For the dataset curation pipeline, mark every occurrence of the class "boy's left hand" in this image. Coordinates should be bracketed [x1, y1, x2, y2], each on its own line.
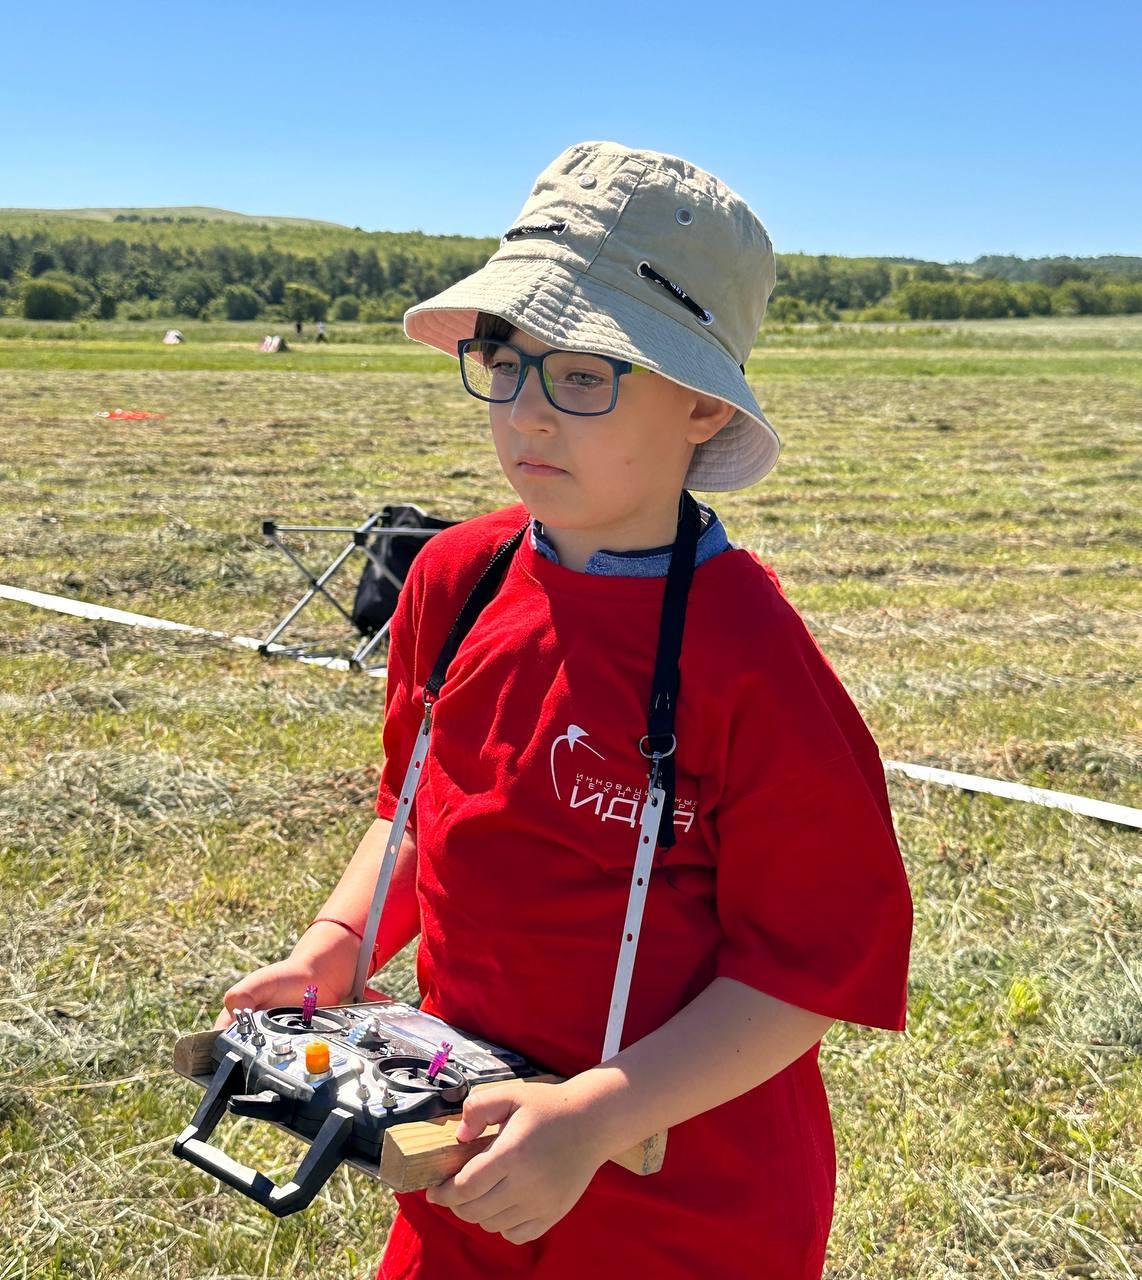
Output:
[424, 1079, 608, 1245]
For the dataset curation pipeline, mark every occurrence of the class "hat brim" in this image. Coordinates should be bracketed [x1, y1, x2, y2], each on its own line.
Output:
[404, 256, 780, 491]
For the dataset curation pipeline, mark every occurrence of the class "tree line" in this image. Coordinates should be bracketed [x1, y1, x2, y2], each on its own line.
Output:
[1, 216, 1139, 325]
[0, 225, 494, 324]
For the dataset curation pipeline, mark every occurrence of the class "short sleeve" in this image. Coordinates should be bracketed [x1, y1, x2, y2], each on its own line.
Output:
[371, 505, 529, 823]
[374, 558, 425, 824]
[712, 606, 912, 1031]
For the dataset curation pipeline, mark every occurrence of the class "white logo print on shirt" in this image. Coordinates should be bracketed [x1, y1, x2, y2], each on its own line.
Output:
[549, 724, 696, 833]
[549, 724, 604, 800]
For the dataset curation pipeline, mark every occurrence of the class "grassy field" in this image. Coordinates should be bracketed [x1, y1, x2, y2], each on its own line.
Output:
[0, 316, 1139, 1279]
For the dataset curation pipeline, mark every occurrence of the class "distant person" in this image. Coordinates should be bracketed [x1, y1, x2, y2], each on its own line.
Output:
[295, 319, 303, 337]
[316, 319, 328, 343]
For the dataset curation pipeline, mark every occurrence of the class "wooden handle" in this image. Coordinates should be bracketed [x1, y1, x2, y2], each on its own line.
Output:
[380, 1077, 666, 1192]
[174, 1029, 219, 1079]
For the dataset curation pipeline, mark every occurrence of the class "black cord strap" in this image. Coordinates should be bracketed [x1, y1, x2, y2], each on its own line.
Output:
[637, 261, 712, 326]
[425, 499, 698, 853]
[502, 221, 568, 242]
[642, 491, 701, 851]
[425, 525, 527, 704]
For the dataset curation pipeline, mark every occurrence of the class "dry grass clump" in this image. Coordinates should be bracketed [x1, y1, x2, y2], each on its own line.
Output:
[8, 749, 273, 830]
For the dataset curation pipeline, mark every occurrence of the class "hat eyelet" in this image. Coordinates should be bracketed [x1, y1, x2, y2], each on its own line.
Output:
[698, 310, 714, 326]
[636, 261, 651, 279]
[675, 208, 693, 226]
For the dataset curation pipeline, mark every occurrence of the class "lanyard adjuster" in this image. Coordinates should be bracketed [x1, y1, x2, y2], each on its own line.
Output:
[639, 733, 676, 794]
[638, 733, 677, 760]
[421, 686, 439, 727]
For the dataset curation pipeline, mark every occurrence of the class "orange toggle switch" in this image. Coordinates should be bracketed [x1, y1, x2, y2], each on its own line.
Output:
[305, 1040, 331, 1075]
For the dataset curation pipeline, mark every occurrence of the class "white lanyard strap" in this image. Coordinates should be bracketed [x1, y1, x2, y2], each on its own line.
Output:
[601, 778, 668, 1062]
[353, 707, 669, 1063]
[352, 707, 433, 1001]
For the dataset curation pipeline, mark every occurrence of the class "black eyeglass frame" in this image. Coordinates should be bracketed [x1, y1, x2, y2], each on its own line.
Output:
[456, 338, 635, 418]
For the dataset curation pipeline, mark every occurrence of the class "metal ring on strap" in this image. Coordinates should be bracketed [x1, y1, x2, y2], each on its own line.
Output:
[638, 733, 677, 759]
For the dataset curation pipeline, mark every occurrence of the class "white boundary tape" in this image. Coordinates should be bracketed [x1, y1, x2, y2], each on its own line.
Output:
[3, 583, 1138, 829]
[883, 760, 1140, 830]
[0, 584, 386, 678]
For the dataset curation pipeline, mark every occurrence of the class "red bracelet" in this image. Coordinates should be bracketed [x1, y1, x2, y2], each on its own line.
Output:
[308, 916, 364, 941]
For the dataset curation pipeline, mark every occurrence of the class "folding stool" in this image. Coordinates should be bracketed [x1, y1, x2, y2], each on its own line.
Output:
[258, 503, 455, 672]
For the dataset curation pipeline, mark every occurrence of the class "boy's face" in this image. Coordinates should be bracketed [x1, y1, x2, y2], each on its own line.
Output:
[485, 327, 733, 550]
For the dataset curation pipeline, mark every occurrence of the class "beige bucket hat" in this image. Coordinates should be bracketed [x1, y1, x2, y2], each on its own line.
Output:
[403, 140, 780, 491]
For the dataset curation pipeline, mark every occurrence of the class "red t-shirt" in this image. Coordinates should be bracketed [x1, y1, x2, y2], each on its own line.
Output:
[373, 504, 912, 1280]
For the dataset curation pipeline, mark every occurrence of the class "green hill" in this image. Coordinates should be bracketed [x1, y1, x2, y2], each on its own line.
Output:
[0, 205, 350, 229]
[963, 254, 1142, 284]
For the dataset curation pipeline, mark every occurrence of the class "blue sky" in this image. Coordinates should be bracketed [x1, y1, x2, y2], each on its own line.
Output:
[2, 1, 1137, 261]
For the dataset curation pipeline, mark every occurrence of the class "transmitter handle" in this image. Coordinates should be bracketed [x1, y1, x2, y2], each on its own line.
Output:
[172, 1052, 353, 1217]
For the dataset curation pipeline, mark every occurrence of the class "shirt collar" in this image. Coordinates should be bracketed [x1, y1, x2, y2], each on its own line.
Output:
[529, 502, 731, 577]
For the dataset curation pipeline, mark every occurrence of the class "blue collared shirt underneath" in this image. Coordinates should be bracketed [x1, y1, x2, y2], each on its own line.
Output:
[530, 501, 732, 576]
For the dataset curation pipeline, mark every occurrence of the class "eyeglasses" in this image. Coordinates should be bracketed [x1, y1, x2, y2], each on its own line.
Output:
[457, 338, 634, 417]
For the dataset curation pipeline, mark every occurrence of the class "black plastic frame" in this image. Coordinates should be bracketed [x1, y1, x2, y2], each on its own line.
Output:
[457, 338, 634, 417]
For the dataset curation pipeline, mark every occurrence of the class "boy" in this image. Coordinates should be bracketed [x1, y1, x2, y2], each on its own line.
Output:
[218, 141, 912, 1279]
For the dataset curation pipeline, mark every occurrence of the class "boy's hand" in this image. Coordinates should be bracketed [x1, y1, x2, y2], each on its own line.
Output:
[213, 920, 385, 1029]
[213, 956, 335, 1030]
[425, 1080, 608, 1245]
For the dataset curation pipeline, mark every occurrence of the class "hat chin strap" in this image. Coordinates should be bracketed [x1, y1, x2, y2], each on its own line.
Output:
[636, 260, 714, 327]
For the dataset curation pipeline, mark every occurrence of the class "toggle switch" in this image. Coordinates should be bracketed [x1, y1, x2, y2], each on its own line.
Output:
[228, 1089, 284, 1119]
[349, 1057, 370, 1102]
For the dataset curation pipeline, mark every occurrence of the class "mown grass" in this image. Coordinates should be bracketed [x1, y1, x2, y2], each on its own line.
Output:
[0, 340, 1138, 378]
[1, 315, 1139, 1278]
[1, 314, 1141, 376]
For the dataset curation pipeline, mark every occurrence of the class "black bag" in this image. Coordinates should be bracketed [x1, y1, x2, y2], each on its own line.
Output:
[351, 504, 457, 637]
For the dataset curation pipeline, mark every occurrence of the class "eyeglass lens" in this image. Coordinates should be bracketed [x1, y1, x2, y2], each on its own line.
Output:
[461, 340, 618, 414]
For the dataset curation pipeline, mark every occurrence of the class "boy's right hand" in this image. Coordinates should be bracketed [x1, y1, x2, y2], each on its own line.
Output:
[214, 918, 377, 1029]
[213, 956, 338, 1030]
